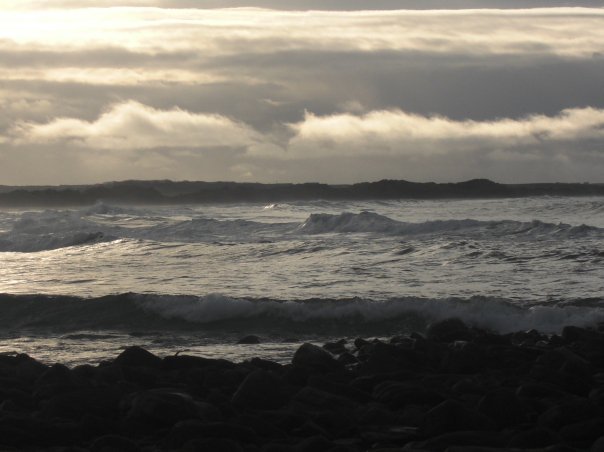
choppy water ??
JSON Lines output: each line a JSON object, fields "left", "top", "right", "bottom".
{"left": 0, "top": 197, "right": 602, "bottom": 365}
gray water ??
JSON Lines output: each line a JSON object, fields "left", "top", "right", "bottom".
{"left": 0, "top": 197, "right": 602, "bottom": 365}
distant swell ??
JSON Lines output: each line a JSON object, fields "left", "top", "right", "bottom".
{"left": 0, "top": 205, "right": 602, "bottom": 252}
{"left": 0, "top": 293, "right": 602, "bottom": 335}
{"left": 298, "top": 211, "right": 602, "bottom": 238}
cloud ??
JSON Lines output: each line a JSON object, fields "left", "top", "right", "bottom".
{"left": 0, "top": 7, "right": 603, "bottom": 58}
{"left": 279, "top": 107, "right": 604, "bottom": 159}
{"left": 11, "top": 101, "right": 262, "bottom": 150}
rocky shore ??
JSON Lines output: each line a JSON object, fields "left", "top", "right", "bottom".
{"left": 1, "top": 319, "right": 603, "bottom": 451}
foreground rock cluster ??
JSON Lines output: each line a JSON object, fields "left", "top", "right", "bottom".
{"left": 1, "top": 319, "right": 603, "bottom": 451}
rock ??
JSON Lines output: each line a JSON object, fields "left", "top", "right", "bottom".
{"left": 292, "top": 343, "right": 343, "bottom": 373}
{"left": 232, "top": 370, "right": 292, "bottom": 409}
{"left": 183, "top": 438, "right": 244, "bottom": 452}
{"left": 292, "top": 386, "right": 357, "bottom": 414}
{"left": 337, "top": 352, "right": 358, "bottom": 366}
{"left": 248, "top": 357, "right": 283, "bottom": 372}
{"left": 592, "top": 436, "right": 604, "bottom": 452}
{"left": 538, "top": 398, "right": 599, "bottom": 430}
{"left": 13, "top": 354, "right": 49, "bottom": 382}
{"left": 162, "top": 354, "right": 224, "bottom": 371}
{"left": 478, "top": 388, "right": 531, "bottom": 428}
{"left": 323, "top": 339, "right": 347, "bottom": 355}
{"left": 90, "top": 435, "right": 141, "bottom": 452}
{"left": 122, "top": 389, "right": 201, "bottom": 429}
{"left": 562, "top": 325, "right": 602, "bottom": 343}
{"left": 165, "top": 420, "right": 258, "bottom": 448}
{"left": 560, "top": 417, "right": 604, "bottom": 445}
{"left": 373, "top": 381, "right": 444, "bottom": 409}
{"left": 309, "top": 375, "right": 371, "bottom": 404}
{"left": 409, "top": 430, "right": 504, "bottom": 451}
{"left": 441, "top": 342, "right": 485, "bottom": 373}
{"left": 507, "top": 427, "right": 560, "bottom": 448}
{"left": 40, "top": 388, "right": 120, "bottom": 421}
{"left": 294, "top": 435, "right": 334, "bottom": 452}
{"left": 357, "top": 342, "right": 422, "bottom": 374}
{"left": 353, "top": 337, "right": 370, "bottom": 350}
{"left": 426, "top": 318, "right": 472, "bottom": 342}
{"left": 114, "top": 346, "right": 162, "bottom": 369}
{"left": 421, "top": 399, "right": 495, "bottom": 436}
{"left": 237, "top": 335, "right": 261, "bottom": 344}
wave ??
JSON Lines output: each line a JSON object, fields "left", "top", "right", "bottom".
{"left": 0, "top": 205, "right": 602, "bottom": 253}
{"left": 0, "top": 293, "right": 602, "bottom": 335}
{"left": 298, "top": 211, "right": 602, "bottom": 238}
{"left": 0, "top": 231, "right": 115, "bottom": 253}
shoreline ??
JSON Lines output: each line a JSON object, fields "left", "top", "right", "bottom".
{"left": 0, "top": 319, "right": 603, "bottom": 451}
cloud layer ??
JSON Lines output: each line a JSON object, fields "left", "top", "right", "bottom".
{"left": 0, "top": 2, "right": 602, "bottom": 184}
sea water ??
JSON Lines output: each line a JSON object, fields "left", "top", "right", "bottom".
{"left": 0, "top": 197, "right": 602, "bottom": 365}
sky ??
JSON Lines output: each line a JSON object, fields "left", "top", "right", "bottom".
{"left": 0, "top": 1, "right": 603, "bottom": 184}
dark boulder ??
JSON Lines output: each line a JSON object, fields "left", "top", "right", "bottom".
{"left": 507, "top": 427, "right": 560, "bottom": 448}
{"left": 323, "top": 339, "right": 347, "bottom": 355}
{"left": 165, "top": 420, "right": 258, "bottom": 448}
{"left": 421, "top": 399, "right": 495, "bottom": 436}
{"left": 183, "top": 438, "right": 244, "bottom": 452}
{"left": 90, "top": 434, "right": 141, "bottom": 452}
{"left": 478, "top": 388, "right": 531, "bottom": 428}
{"left": 426, "top": 318, "right": 472, "bottom": 343}
{"left": 538, "top": 398, "right": 600, "bottom": 430}
{"left": 373, "top": 381, "right": 444, "bottom": 410}
{"left": 232, "top": 370, "right": 293, "bottom": 409}
{"left": 292, "top": 343, "right": 343, "bottom": 373}
{"left": 114, "top": 346, "right": 162, "bottom": 369}
{"left": 560, "top": 417, "right": 604, "bottom": 446}
{"left": 121, "top": 389, "right": 200, "bottom": 429}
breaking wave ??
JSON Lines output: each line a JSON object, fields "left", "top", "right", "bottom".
{"left": 0, "top": 293, "right": 602, "bottom": 335}
{"left": 0, "top": 205, "right": 602, "bottom": 252}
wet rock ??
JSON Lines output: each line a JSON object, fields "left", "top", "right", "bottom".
{"left": 294, "top": 435, "right": 334, "bottom": 452}
{"left": 426, "top": 318, "right": 472, "bottom": 343}
{"left": 323, "top": 339, "right": 348, "bottom": 355}
{"left": 421, "top": 399, "right": 495, "bottom": 436}
{"left": 337, "top": 352, "right": 358, "bottom": 366}
{"left": 232, "top": 370, "right": 293, "bottom": 409}
{"left": 90, "top": 434, "right": 141, "bottom": 452}
{"left": 237, "top": 335, "right": 261, "bottom": 344}
{"left": 183, "top": 438, "right": 245, "bottom": 452}
{"left": 478, "top": 388, "right": 531, "bottom": 428}
{"left": 248, "top": 357, "right": 283, "bottom": 372}
{"left": 560, "top": 417, "right": 604, "bottom": 445}
{"left": 40, "top": 387, "right": 120, "bottom": 421}
{"left": 507, "top": 427, "right": 560, "bottom": 448}
{"left": 121, "top": 388, "right": 201, "bottom": 429}
{"left": 592, "top": 436, "right": 604, "bottom": 452}
{"left": 166, "top": 420, "right": 258, "bottom": 448}
{"left": 13, "top": 353, "right": 49, "bottom": 382}
{"left": 358, "top": 341, "right": 422, "bottom": 374}
{"left": 538, "top": 398, "right": 599, "bottom": 429}
{"left": 373, "top": 381, "right": 444, "bottom": 410}
{"left": 292, "top": 386, "right": 357, "bottom": 415}
{"left": 162, "top": 354, "right": 224, "bottom": 371}
{"left": 409, "top": 430, "right": 504, "bottom": 451}
{"left": 292, "top": 343, "right": 344, "bottom": 374}
{"left": 114, "top": 346, "right": 162, "bottom": 369}
{"left": 308, "top": 375, "right": 370, "bottom": 403}
{"left": 441, "top": 341, "right": 485, "bottom": 373}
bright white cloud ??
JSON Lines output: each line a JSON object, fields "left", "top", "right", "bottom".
{"left": 274, "top": 107, "right": 604, "bottom": 158}
{"left": 11, "top": 101, "right": 261, "bottom": 150}
{"left": 0, "top": 7, "right": 602, "bottom": 58}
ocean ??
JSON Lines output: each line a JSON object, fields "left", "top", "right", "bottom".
{"left": 0, "top": 197, "right": 602, "bottom": 366}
